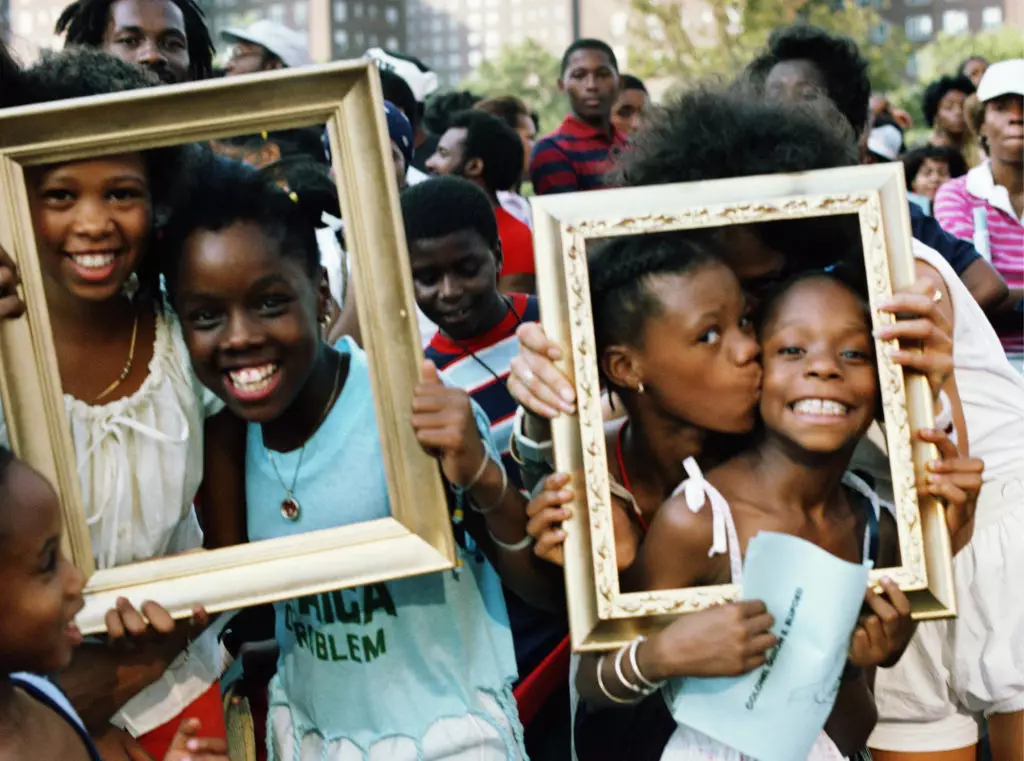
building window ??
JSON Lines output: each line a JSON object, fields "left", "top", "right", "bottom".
{"left": 386, "top": 36, "right": 400, "bottom": 48}
{"left": 903, "top": 0, "right": 930, "bottom": 6}
{"left": 869, "top": 20, "right": 890, "bottom": 42}
{"left": 432, "top": 37, "right": 444, "bottom": 52}
{"left": 385, "top": 5, "right": 399, "bottom": 25}
{"left": 368, "top": 34, "right": 378, "bottom": 46}
{"left": 553, "top": 5, "right": 566, "bottom": 19}
{"left": 610, "top": 10, "right": 628, "bottom": 37}
{"left": 432, "top": 17, "right": 444, "bottom": 32}
{"left": 334, "top": 29, "right": 349, "bottom": 50}
{"left": 468, "top": 31, "right": 482, "bottom": 46}
{"left": 268, "top": 3, "right": 285, "bottom": 22}
{"left": 904, "top": 13, "right": 933, "bottom": 40}
{"left": 354, "top": 31, "right": 364, "bottom": 48}
{"left": 449, "top": 52, "right": 461, "bottom": 67}
{"left": 511, "top": 11, "right": 523, "bottom": 25}
{"left": 293, "top": 1, "right": 308, "bottom": 25}
{"left": 469, "top": 50, "right": 482, "bottom": 67}
{"left": 485, "top": 10, "right": 499, "bottom": 25}
{"left": 367, "top": 3, "right": 378, "bottom": 19}
{"left": 485, "top": 30, "right": 500, "bottom": 46}
{"left": 353, "top": 2, "right": 363, "bottom": 18}
{"left": 981, "top": 6, "right": 1002, "bottom": 28}
{"left": 942, "top": 9, "right": 969, "bottom": 33}
{"left": 468, "top": 11, "right": 482, "bottom": 26}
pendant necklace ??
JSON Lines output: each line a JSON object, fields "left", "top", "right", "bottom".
{"left": 267, "top": 353, "right": 344, "bottom": 521}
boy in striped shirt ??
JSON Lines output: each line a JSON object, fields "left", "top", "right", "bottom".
{"left": 530, "top": 39, "right": 627, "bottom": 195}
{"left": 400, "top": 175, "right": 567, "bottom": 698}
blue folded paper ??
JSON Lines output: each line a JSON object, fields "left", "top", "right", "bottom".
{"left": 664, "top": 531, "right": 870, "bottom": 761}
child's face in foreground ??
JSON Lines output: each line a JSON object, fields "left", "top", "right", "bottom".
{"left": 29, "top": 156, "right": 151, "bottom": 305}
{"left": 0, "top": 462, "right": 86, "bottom": 675}
{"left": 176, "top": 221, "right": 323, "bottom": 423}
{"left": 758, "top": 277, "right": 877, "bottom": 454}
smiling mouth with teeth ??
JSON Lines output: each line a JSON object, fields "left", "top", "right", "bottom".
{"left": 227, "top": 363, "right": 280, "bottom": 394}
{"left": 70, "top": 253, "right": 116, "bottom": 269}
{"left": 790, "top": 398, "right": 850, "bottom": 417}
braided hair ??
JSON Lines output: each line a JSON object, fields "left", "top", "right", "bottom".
{"left": 588, "top": 232, "right": 720, "bottom": 372}
{"left": 55, "top": 0, "right": 214, "bottom": 81}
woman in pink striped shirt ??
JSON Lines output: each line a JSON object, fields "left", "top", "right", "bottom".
{"left": 934, "top": 59, "right": 1024, "bottom": 372}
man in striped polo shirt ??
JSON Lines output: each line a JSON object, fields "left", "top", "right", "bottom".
{"left": 529, "top": 39, "right": 627, "bottom": 195}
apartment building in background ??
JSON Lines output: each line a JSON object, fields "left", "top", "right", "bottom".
{"left": 880, "top": 0, "right": 1012, "bottom": 45}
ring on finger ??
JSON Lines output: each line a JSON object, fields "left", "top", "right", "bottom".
{"left": 931, "top": 289, "right": 943, "bottom": 304}
{"left": 520, "top": 366, "right": 535, "bottom": 385}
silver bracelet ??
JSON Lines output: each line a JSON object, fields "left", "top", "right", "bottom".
{"left": 934, "top": 390, "right": 954, "bottom": 435}
{"left": 487, "top": 528, "right": 534, "bottom": 552}
{"left": 596, "top": 654, "right": 639, "bottom": 705}
{"left": 628, "top": 636, "right": 661, "bottom": 692}
{"left": 469, "top": 457, "right": 508, "bottom": 515}
{"left": 614, "top": 643, "right": 644, "bottom": 694}
{"left": 460, "top": 451, "right": 492, "bottom": 492}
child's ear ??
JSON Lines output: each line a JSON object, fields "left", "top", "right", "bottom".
{"left": 601, "top": 344, "right": 642, "bottom": 393}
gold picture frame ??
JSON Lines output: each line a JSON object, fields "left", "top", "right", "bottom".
{"left": 531, "top": 164, "right": 957, "bottom": 652}
{"left": 0, "top": 61, "right": 455, "bottom": 634}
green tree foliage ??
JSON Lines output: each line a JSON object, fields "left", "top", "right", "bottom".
{"left": 460, "top": 40, "right": 567, "bottom": 135}
{"left": 913, "top": 27, "right": 1024, "bottom": 82}
{"left": 623, "top": 0, "right": 910, "bottom": 91}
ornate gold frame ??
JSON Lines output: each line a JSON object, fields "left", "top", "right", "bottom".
{"left": 531, "top": 164, "right": 956, "bottom": 651}
{"left": 0, "top": 62, "right": 455, "bottom": 634}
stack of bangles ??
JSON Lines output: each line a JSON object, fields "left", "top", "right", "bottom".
{"left": 596, "top": 636, "right": 665, "bottom": 704}
{"left": 460, "top": 452, "right": 534, "bottom": 553}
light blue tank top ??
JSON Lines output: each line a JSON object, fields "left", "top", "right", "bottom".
{"left": 246, "top": 338, "right": 523, "bottom": 758}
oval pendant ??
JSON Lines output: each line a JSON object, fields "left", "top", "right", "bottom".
{"left": 281, "top": 497, "right": 301, "bottom": 521}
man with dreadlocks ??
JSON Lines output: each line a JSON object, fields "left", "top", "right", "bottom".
{"left": 55, "top": 0, "right": 214, "bottom": 83}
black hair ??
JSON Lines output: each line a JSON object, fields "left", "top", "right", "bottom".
{"left": 753, "top": 24, "right": 871, "bottom": 135}
{"left": 260, "top": 158, "right": 342, "bottom": 221}
{"left": 611, "top": 85, "right": 861, "bottom": 274}
{"left": 379, "top": 69, "right": 419, "bottom": 132}
{"left": 620, "top": 74, "right": 647, "bottom": 93}
{"left": 0, "top": 446, "right": 13, "bottom": 488}
{"left": 400, "top": 176, "right": 499, "bottom": 250}
{"left": 17, "top": 48, "right": 193, "bottom": 308}
{"left": 160, "top": 152, "right": 322, "bottom": 304}
{"left": 475, "top": 95, "right": 532, "bottom": 132}
{"left": 902, "top": 144, "right": 968, "bottom": 188}
{"left": 922, "top": 75, "right": 975, "bottom": 127}
{"left": 560, "top": 38, "right": 619, "bottom": 76}
{"left": 959, "top": 55, "right": 988, "bottom": 75}
{"left": 55, "top": 0, "right": 214, "bottom": 81}
{"left": 589, "top": 232, "right": 721, "bottom": 357}
{"left": 0, "top": 40, "right": 24, "bottom": 108}
{"left": 424, "top": 90, "right": 481, "bottom": 135}
{"left": 219, "top": 127, "right": 328, "bottom": 165}
{"left": 447, "top": 110, "right": 524, "bottom": 193}
{"left": 757, "top": 263, "right": 868, "bottom": 338}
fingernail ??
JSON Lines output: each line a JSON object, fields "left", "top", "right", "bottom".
{"left": 881, "top": 576, "right": 893, "bottom": 584}
{"left": 188, "top": 739, "right": 200, "bottom": 751}
{"left": 560, "top": 388, "right": 575, "bottom": 402}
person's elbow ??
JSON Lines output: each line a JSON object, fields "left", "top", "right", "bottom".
{"left": 961, "top": 258, "right": 1010, "bottom": 313}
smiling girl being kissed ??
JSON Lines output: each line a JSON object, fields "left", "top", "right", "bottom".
{"left": 159, "top": 154, "right": 554, "bottom": 761}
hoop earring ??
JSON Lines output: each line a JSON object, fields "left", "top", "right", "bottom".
{"left": 121, "top": 272, "right": 140, "bottom": 301}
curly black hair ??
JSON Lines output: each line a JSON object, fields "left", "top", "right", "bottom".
{"left": 260, "top": 158, "right": 342, "bottom": 222}
{"left": 219, "top": 128, "right": 329, "bottom": 166}
{"left": 612, "top": 85, "right": 862, "bottom": 275}
{"left": 161, "top": 152, "right": 322, "bottom": 305}
{"left": 0, "top": 40, "right": 24, "bottom": 108}
{"left": 474, "top": 95, "right": 532, "bottom": 132}
{"left": 589, "top": 232, "right": 720, "bottom": 359}
{"left": 400, "top": 176, "right": 499, "bottom": 250}
{"left": 620, "top": 74, "right": 647, "bottom": 93}
{"left": 17, "top": 48, "right": 195, "bottom": 307}
{"left": 560, "top": 38, "right": 618, "bottom": 76}
{"left": 424, "top": 90, "right": 481, "bottom": 136}
{"left": 447, "top": 110, "right": 524, "bottom": 193}
{"left": 379, "top": 69, "right": 419, "bottom": 133}
{"left": 901, "top": 144, "right": 968, "bottom": 189}
{"left": 749, "top": 24, "right": 871, "bottom": 135}
{"left": 55, "top": 0, "right": 213, "bottom": 81}
{"left": 922, "top": 75, "right": 975, "bottom": 128}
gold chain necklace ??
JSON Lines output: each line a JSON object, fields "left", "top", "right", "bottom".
{"left": 94, "top": 313, "right": 140, "bottom": 403}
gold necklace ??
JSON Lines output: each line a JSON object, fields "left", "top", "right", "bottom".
{"left": 269, "top": 352, "right": 344, "bottom": 521}
{"left": 94, "top": 313, "right": 140, "bottom": 403}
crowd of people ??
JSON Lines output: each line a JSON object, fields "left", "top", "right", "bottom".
{"left": 0, "top": 3, "right": 1021, "bottom": 761}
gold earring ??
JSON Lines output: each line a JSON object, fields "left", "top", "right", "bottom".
{"left": 637, "top": 381, "right": 645, "bottom": 394}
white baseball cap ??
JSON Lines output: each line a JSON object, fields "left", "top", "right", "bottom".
{"left": 867, "top": 124, "right": 902, "bottom": 161}
{"left": 364, "top": 48, "right": 439, "bottom": 103}
{"left": 221, "top": 20, "right": 310, "bottom": 68}
{"left": 976, "top": 59, "right": 1024, "bottom": 103}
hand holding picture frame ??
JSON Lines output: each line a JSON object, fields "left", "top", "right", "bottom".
{"left": 0, "top": 61, "right": 455, "bottom": 634}
{"left": 529, "top": 164, "right": 957, "bottom": 652}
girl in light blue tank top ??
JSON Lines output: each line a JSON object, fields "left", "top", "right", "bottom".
{"left": 161, "top": 157, "right": 543, "bottom": 761}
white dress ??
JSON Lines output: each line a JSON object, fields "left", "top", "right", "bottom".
{"left": 867, "top": 240, "right": 1024, "bottom": 752}
{"left": 659, "top": 460, "right": 881, "bottom": 761}
{"left": 0, "top": 308, "right": 231, "bottom": 737}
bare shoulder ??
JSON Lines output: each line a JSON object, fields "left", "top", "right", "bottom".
{"left": 0, "top": 690, "right": 92, "bottom": 761}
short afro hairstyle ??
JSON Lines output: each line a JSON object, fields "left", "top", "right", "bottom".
{"left": 475, "top": 95, "right": 533, "bottom": 132}
{"left": 424, "top": 90, "right": 481, "bottom": 135}
{"left": 589, "top": 232, "right": 720, "bottom": 360}
{"left": 16, "top": 48, "right": 194, "bottom": 307}
{"left": 901, "top": 145, "right": 968, "bottom": 189}
{"left": 620, "top": 74, "right": 647, "bottom": 93}
{"left": 379, "top": 69, "right": 419, "bottom": 132}
{"left": 611, "top": 85, "right": 862, "bottom": 275}
{"left": 218, "top": 127, "right": 329, "bottom": 166}
{"left": 447, "top": 110, "right": 525, "bottom": 192}
{"left": 0, "top": 40, "right": 24, "bottom": 108}
{"left": 751, "top": 24, "right": 871, "bottom": 135}
{"left": 160, "top": 152, "right": 323, "bottom": 305}
{"left": 560, "top": 38, "right": 618, "bottom": 76}
{"left": 922, "top": 75, "right": 975, "bottom": 128}
{"left": 55, "top": 0, "right": 214, "bottom": 81}
{"left": 400, "top": 176, "right": 499, "bottom": 251}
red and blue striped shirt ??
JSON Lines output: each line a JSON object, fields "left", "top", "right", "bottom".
{"left": 529, "top": 114, "right": 627, "bottom": 196}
